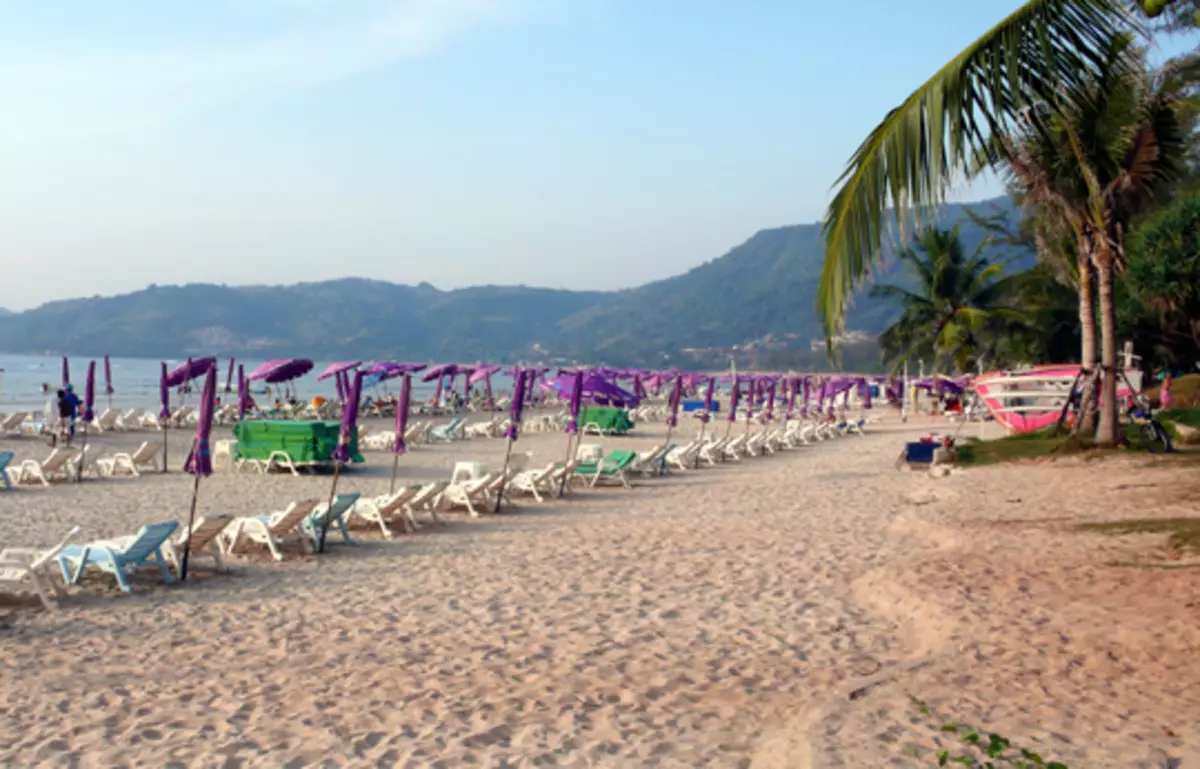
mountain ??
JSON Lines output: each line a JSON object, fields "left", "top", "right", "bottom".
{"left": 0, "top": 197, "right": 1026, "bottom": 367}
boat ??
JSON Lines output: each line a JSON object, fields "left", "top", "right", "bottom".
{"left": 973, "top": 364, "right": 1143, "bottom": 434}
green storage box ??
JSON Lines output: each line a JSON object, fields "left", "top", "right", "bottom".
{"left": 232, "top": 420, "right": 363, "bottom": 465}
{"left": 578, "top": 406, "right": 635, "bottom": 435}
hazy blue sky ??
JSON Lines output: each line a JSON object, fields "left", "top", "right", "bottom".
{"left": 0, "top": 1, "right": 1174, "bottom": 310}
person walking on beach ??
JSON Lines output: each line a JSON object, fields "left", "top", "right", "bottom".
{"left": 55, "top": 389, "right": 71, "bottom": 446}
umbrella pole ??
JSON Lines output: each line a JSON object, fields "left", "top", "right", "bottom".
{"left": 162, "top": 421, "right": 169, "bottom": 473}
{"left": 180, "top": 457, "right": 202, "bottom": 582}
{"left": 319, "top": 462, "right": 342, "bottom": 554}
{"left": 75, "top": 424, "right": 89, "bottom": 482}
{"left": 557, "top": 431, "right": 575, "bottom": 498}
{"left": 390, "top": 454, "right": 400, "bottom": 494}
{"left": 492, "top": 438, "right": 515, "bottom": 514}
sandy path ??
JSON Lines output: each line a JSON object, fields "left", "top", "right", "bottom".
{"left": 1, "top": 416, "right": 1197, "bottom": 767}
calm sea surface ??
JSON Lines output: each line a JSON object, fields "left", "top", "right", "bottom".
{"left": 0, "top": 354, "right": 508, "bottom": 413}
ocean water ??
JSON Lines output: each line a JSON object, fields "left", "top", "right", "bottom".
{"left": 0, "top": 354, "right": 512, "bottom": 414}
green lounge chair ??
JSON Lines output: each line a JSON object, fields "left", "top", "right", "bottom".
{"left": 572, "top": 450, "right": 638, "bottom": 489}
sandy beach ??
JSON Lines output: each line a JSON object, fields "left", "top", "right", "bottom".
{"left": 0, "top": 414, "right": 1197, "bottom": 767}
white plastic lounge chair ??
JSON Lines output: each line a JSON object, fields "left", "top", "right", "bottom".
{"left": 0, "top": 411, "right": 29, "bottom": 436}
{"left": 57, "top": 521, "right": 179, "bottom": 593}
{"left": 510, "top": 462, "right": 557, "bottom": 502}
{"left": 221, "top": 499, "right": 320, "bottom": 561}
{"left": 406, "top": 481, "right": 448, "bottom": 525}
{"left": 96, "top": 441, "right": 161, "bottom": 477}
{"left": 439, "top": 473, "right": 498, "bottom": 517}
{"left": 697, "top": 438, "right": 727, "bottom": 466}
{"left": 162, "top": 514, "right": 234, "bottom": 574}
{"left": 665, "top": 441, "right": 700, "bottom": 471}
{"left": 0, "top": 526, "right": 80, "bottom": 609}
{"left": 722, "top": 435, "right": 748, "bottom": 460}
{"left": 92, "top": 409, "right": 121, "bottom": 432}
{"left": 349, "top": 486, "right": 423, "bottom": 538}
{"left": 429, "top": 417, "right": 466, "bottom": 442}
{"left": 13, "top": 448, "right": 73, "bottom": 486}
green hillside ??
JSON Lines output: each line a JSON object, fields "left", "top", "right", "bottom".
{"left": 0, "top": 197, "right": 1025, "bottom": 366}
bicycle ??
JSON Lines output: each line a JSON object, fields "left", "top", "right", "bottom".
{"left": 1125, "top": 397, "right": 1173, "bottom": 454}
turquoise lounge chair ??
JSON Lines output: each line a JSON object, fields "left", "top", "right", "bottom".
{"left": 429, "top": 417, "right": 466, "bottom": 442}
{"left": 572, "top": 450, "right": 638, "bottom": 489}
{"left": 303, "top": 492, "right": 362, "bottom": 550}
{"left": 0, "top": 451, "right": 13, "bottom": 490}
{"left": 57, "top": 521, "right": 179, "bottom": 593}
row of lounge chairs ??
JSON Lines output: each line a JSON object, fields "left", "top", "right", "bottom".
{"left": 1, "top": 442, "right": 163, "bottom": 487}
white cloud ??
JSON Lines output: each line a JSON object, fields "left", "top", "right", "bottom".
{"left": 0, "top": 0, "right": 535, "bottom": 143}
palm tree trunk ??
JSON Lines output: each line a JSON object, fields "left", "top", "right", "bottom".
{"left": 1075, "top": 260, "right": 1098, "bottom": 436}
{"left": 1095, "top": 260, "right": 1119, "bottom": 448}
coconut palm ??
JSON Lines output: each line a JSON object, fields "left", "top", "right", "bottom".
{"left": 871, "top": 227, "right": 1019, "bottom": 374}
{"left": 996, "top": 39, "right": 1186, "bottom": 444}
{"left": 817, "top": 0, "right": 1137, "bottom": 338}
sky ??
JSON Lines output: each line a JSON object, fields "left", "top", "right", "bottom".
{"left": 0, "top": 0, "right": 1182, "bottom": 310}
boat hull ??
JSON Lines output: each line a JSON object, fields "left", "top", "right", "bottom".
{"left": 974, "top": 365, "right": 1142, "bottom": 434}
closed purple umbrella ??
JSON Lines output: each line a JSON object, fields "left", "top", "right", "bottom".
{"left": 104, "top": 355, "right": 114, "bottom": 396}
{"left": 565, "top": 370, "right": 584, "bottom": 434}
{"left": 701, "top": 376, "right": 716, "bottom": 422}
{"left": 61, "top": 357, "right": 69, "bottom": 388}
{"left": 320, "top": 370, "right": 363, "bottom": 553}
{"left": 82, "top": 361, "right": 95, "bottom": 424}
{"left": 495, "top": 369, "right": 528, "bottom": 512}
{"left": 333, "top": 371, "right": 363, "bottom": 464}
{"left": 666, "top": 375, "right": 683, "bottom": 428}
{"left": 159, "top": 362, "right": 171, "bottom": 420}
{"left": 785, "top": 377, "right": 798, "bottom": 420}
{"left": 801, "top": 377, "right": 811, "bottom": 418}
{"left": 225, "top": 358, "right": 236, "bottom": 393}
{"left": 389, "top": 373, "right": 411, "bottom": 493}
{"left": 185, "top": 363, "right": 216, "bottom": 477}
{"left": 237, "top": 364, "right": 249, "bottom": 420}
{"left": 180, "top": 361, "right": 218, "bottom": 581}
{"left": 764, "top": 380, "right": 776, "bottom": 422}
{"left": 74, "top": 360, "right": 97, "bottom": 482}
{"left": 727, "top": 377, "right": 741, "bottom": 423}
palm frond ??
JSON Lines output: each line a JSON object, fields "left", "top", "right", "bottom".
{"left": 817, "top": 0, "right": 1131, "bottom": 339}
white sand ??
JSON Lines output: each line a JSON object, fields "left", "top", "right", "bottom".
{"left": 0, "top": 414, "right": 1197, "bottom": 767}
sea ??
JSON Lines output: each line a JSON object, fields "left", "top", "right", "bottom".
{"left": 0, "top": 354, "right": 511, "bottom": 414}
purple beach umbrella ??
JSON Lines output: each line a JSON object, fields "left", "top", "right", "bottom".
{"left": 180, "top": 361, "right": 218, "bottom": 580}
{"left": 727, "top": 377, "right": 741, "bottom": 423}
{"left": 388, "top": 373, "right": 412, "bottom": 493}
{"left": 104, "top": 355, "right": 114, "bottom": 397}
{"left": 764, "top": 380, "right": 776, "bottom": 422}
{"left": 82, "top": 361, "right": 95, "bottom": 424}
{"left": 494, "top": 369, "right": 528, "bottom": 512}
{"left": 666, "top": 375, "right": 683, "bottom": 429}
{"left": 225, "top": 358, "right": 236, "bottom": 393}
{"left": 61, "top": 356, "right": 69, "bottom": 388}
{"left": 237, "top": 364, "right": 248, "bottom": 420}
{"left": 564, "top": 370, "right": 584, "bottom": 434}
{"left": 320, "top": 370, "right": 363, "bottom": 553}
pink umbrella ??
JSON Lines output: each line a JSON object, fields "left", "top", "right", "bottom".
{"left": 316, "top": 361, "right": 361, "bottom": 381}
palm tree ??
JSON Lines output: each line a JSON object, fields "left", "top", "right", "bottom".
{"left": 871, "top": 227, "right": 1018, "bottom": 374}
{"left": 996, "top": 39, "right": 1185, "bottom": 444}
{"left": 817, "top": 0, "right": 1136, "bottom": 339}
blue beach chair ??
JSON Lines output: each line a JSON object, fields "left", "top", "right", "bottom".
{"left": 303, "top": 492, "right": 362, "bottom": 550}
{"left": 0, "top": 452, "right": 13, "bottom": 490}
{"left": 57, "top": 521, "right": 179, "bottom": 593}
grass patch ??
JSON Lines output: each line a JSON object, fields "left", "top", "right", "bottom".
{"left": 1144, "top": 373, "right": 1200, "bottom": 408}
{"left": 1160, "top": 406, "right": 1200, "bottom": 429}
{"left": 1079, "top": 518, "right": 1200, "bottom": 555}
{"left": 956, "top": 422, "right": 1188, "bottom": 467}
